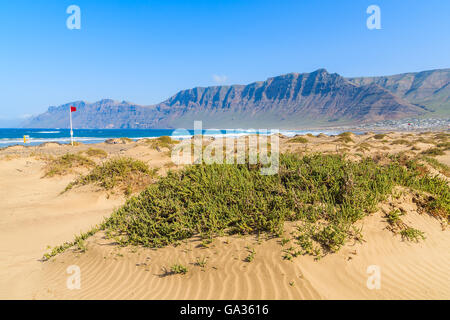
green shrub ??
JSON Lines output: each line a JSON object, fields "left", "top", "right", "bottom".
{"left": 373, "top": 134, "right": 387, "bottom": 140}
{"left": 391, "top": 139, "right": 409, "bottom": 145}
{"left": 146, "top": 136, "right": 180, "bottom": 150}
{"left": 289, "top": 136, "right": 308, "bottom": 144}
{"left": 101, "top": 153, "right": 449, "bottom": 252}
{"left": 65, "top": 157, "right": 156, "bottom": 194}
{"left": 84, "top": 148, "right": 108, "bottom": 158}
{"left": 421, "top": 148, "right": 445, "bottom": 157}
{"left": 44, "top": 153, "right": 95, "bottom": 177}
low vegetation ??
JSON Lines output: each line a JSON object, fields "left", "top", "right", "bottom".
{"left": 146, "top": 136, "right": 180, "bottom": 150}
{"left": 289, "top": 136, "right": 308, "bottom": 144}
{"left": 99, "top": 153, "right": 449, "bottom": 255}
{"left": 170, "top": 263, "right": 188, "bottom": 275}
{"left": 391, "top": 139, "right": 409, "bottom": 145}
{"left": 421, "top": 157, "right": 450, "bottom": 177}
{"left": 400, "top": 227, "right": 426, "bottom": 242}
{"left": 65, "top": 157, "right": 157, "bottom": 195}
{"left": 83, "top": 148, "right": 108, "bottom": 158}
{"left": 43, "top": 228, "right": 98, "bottom": 260}
{"left": 334, "top": 135, "right": 354, "bottom": 144}
{"left": 421, "top": 148, "right": 445, "bottom": 157}
{"left": 44, "top": 153, "right": 95, "bottom": 177}
{"left": 373, "top": 134, "right": 387, "bottom": 140}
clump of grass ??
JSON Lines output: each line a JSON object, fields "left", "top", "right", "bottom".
{"left": 436, "top": 142, "right": 450, "bottom": 150}
{"left": 195, "top": 257, "right": 208, "bottom": 268}
{"left": 245, "top": 248, "right": 256, "bottom": 262}
{"left": 414, "top": 137, "right": 436, "bottom": 145}
{"left": 434, "top": 133, "right": 450, "bottom": 141}
{"left": 99, "top": 153, "right": 449, "bottom": 252}
{"left": 314, "top": 225, "right": 347, "bottom": 253}
{"left": 391, "top": 139, "right": 409, "bottom": 145}
{"left": 400, "top": 227, "right": 426, "bottom": 242}
{"left": 44, "top": 153, "right": 95, "bottom": 177}
{"left": 373, "top": 134, "right": 387, "bottom": 140}
{"left": 65, "top": 157, "right": 157, "bottom": 195}
{"left": 120, "top": 137, "right": 134, "bottom": 143}
{"left": 356, "top": 142, "right": 372, "bottom": 152}
{"left": 385, "top": 208, "right": 427, "bottom": 242}
{"left": 334, "top": 136, "right": 354, "bottom": 144}
{"left": 43, "top": 228, "right": 98, "bottom": 260}
{"left": 146, "top": 136, "right": 180, "bottom": 150}
{"left": 421, "top": 157, "right": 450, "bottom": 177}
{"left": 170, "top": 263, "right": 188, "bottom": 275}
{"left": 386, "top": 209, "right": 405, "bottom": 226}
{"left": 83, "top": 148, "right": 108, "bottom": 158}
{"left": 289, "top": 136, "right": 308, "bottom": 144}
{"left": 421, "top": 148, "right": 445, "bottom": 157}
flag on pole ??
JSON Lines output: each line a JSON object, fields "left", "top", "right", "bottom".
{"left": 69, "top": 106, "right": 76, "bottom": 146}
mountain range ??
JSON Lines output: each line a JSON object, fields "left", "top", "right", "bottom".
{"left": 22, "top": 68, "right": 449, "bottom": 129}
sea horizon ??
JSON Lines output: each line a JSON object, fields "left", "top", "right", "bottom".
{"left": 0, "top": 128, "right": 346, "bottom": 147}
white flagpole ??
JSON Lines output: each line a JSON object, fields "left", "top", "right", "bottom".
{"left": 70, "top": 106, "right": 74, "bottom": 146}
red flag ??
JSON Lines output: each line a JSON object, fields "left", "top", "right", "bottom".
{"left": 70, "top": 106, "right": 77, "bottom": 112}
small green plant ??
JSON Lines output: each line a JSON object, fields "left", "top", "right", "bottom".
{"left": 170, "top": 263, "right": 188, "bottom": 275}
{"left": 195, "top": 257, "right": 208, "bottom": 268}
{"left": 43, "top": 228, "right": 98, "bottom": 260}
{"left": 314, "top": 225, "right": 347, "bottom": 253}
{"left": 400, "top": 227, "right": 426, "bottom": 242}
{"left": 75, "top": 238, "right": 87, "bottom": 253}
{"left": 245, "top": 248, "right": 256, "bottom": 262}
{"left": 386, "top": 209, "right": 404, "bottom": 225}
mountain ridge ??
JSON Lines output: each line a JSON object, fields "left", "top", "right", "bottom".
{"left": 22, "top": 68, "right": 448, "bottom": 129}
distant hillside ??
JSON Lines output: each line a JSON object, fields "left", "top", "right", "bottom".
{"left": 348, "top": 69, "right": 450, "bottom": 117}
{"left": 23, "top": 68, "right": 448, "bottom": 129}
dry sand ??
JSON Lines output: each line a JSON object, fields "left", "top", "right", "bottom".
{"left": 0, "top": 132, "right": 449, "bottom": 300}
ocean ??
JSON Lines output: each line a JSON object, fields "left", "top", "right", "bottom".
{"left": 0, "top": 128, "right": 343, "bottom": 147}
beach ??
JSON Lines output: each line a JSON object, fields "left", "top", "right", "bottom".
{"left": 0, "top": 131, "right": 449, "bottom": 300}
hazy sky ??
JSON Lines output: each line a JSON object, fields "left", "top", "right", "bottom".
{"left": 0, "top": 0, "right": 449, "bottom": 119}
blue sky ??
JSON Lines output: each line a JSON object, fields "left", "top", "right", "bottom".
{"left": 0, "top": 0, "right": 449, "bottom": 120}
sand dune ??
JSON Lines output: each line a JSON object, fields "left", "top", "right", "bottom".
{"left": 0, "top": 158, "right": 124, "bottom": 299}
{"left": 0, "top": 132, "right": 449, "bottom": 300}
{"left": 33, "top": 209, "right": 449, "bottom": 300}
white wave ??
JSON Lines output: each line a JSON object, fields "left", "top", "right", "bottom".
{"left": 36, "top": 131, "right": 61, "bottom": 134}
{"left": 0, "top": 129, "right": 345, "bottom": 146}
